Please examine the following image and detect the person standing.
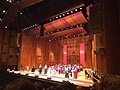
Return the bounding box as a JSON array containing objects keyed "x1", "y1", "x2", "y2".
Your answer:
[
  {"x1": 65, "y1": 66, "x2": 69, "y2": 78},
  {"x1": 93, "y1": 70, "x2": 98, "y2": 83},
  {"x1": 44, "y1": 65, "x2": 48, "y2": 74},
  {"x1": 38, "y1": 65, "x2": 42, "y2": 74},
  {"x1": 31, "y1": 66, "x2": 35, "y2": 72},
  {"x1": 20, "y1": 64, "x2": 23, "y2": 71}
]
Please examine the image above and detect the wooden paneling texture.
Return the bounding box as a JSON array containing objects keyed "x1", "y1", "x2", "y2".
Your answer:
[
  {"x1": 101, "y1": 0, "x2": 120, "y2": 74},
  {"x1": 20, "y1": 32, "x2": 37, "y2": 70},
  {"x1": 0, "y1": 29, "x2": 19, "y2": 69},
  {"x1": 85, "y1": 41, "x2": 92, "y2": 68},
  {"x1": 20, "y1": 32, "x2": 94, "y2": 70},
  {"x1": 0, "y1": 29, "x2": 3, "y2": 62}
]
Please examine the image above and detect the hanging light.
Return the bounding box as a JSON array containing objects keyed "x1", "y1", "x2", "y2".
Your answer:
[
  {"x1": 3, "y1": 10, "x2": 6, "y2": 13},
  {"x1": 5, "y1": 26, "x2": 7, "y2": 29},
  {"x1": 80, "y1": 7, "x2": 82, "y2": 10},
  {"x1": 71, "y1": 11, "x2": 73, "y2": 13},
  {"x1": 67, "y1": 12, "x2": 69, "y2": 15},
  {"x1": 59, "y1": 15, "x2": 61, "y2": 17},
  {"x1": 75, "y1": 9, "x2": 78, "y2": 11}
]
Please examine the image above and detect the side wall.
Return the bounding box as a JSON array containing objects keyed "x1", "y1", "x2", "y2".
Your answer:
[{"x1": 0, "y1": 29, "x2": 19, "y2": 69}]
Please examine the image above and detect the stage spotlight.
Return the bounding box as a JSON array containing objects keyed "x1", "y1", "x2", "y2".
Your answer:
[
  {"x1": 80, "y1": 7, "x2": 82, "y2": 10},
  {"x1": 75, "y1": 9, "x2": 78, "y2": 11},
  {"x1": 71, "y1": 11, "x2": 73, "y2": 13},
  {"x1": 5, "y1": 26, "x2": 7, "y2": 29},
  {"x1": 3, "y1": 10, "x2": 6, "y2": 13},
  {"x1": 67, "y1": 12, "x2": 69, "y2": 15}
]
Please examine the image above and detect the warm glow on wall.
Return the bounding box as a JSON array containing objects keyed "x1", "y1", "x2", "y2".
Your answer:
[
  {"x1": 50, "y1": 52, "x2": 54, "y2": 61},
  {"x1": 37, "y1": 48, "x2": 41, "y2": 56},
  {"x1": 63, "y1": 45, "x2": 67, "y2": 64}
]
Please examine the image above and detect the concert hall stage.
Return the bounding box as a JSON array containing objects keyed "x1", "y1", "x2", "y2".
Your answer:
[{"x1": 12, "y1": 70, "x2": 94, "y2": 87}]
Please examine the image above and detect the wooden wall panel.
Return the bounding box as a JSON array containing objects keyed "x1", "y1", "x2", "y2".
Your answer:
[
  {"x1": 67, "y1": 44, "x2": 80, "y2": 64},
  {"x1": 10, "y1": 37, "x2": 16, "y2": 47},
  {"x1": 59, "y1": 36, "x2": 93, "y2": 67},
  {"x1": 20, "y1": 32, "x2": 37, "y2": 70},
  {"x1": 0, "y1": 29, "x2": 19, "y2": 69},
  {"x1": 3, "y1": 44, "x2": 8, "y2": 53},
  {"x1": 3, "y1": 30, "x2": 9, "y2": 44},
  {"x1": 20, "y1": 32, "x2": 93, "y2": 70},
  {"x1": 0, "y1": 43, "x2": 2, "y2": 60},
  {"x1": 85, "y1": 41, "x2": 92, "y2": 68},
  {"x1": 2, "y1": 54, "x2": 8, "y2": 62},
  {"x1": 9, "y1": 57, "x2": 17, "y2": 65},
  {"x1": 0, "y1": 29, "x2": 3, "y2": 42},
  {"x1": 94, "y1": 33, "x2": 107, "y2": 74},
  {"x1": 9, "y1": 48, "x2": 16, "y2": 56},
  {"x1": 0, "y1": 29, "x2": 3, "y2": 61},
  {"x1": 48, "y1": 41, "x2": 62, "y2": 65}
]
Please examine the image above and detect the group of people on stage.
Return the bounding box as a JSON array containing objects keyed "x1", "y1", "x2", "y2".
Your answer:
[
  {"x1": 19, "y1": 64, "x2": 99, "y2": 82},
  {"x1": 37, "y1": 64, "x2": 84, "y2": 79},
  {"x1": 19, "y1": 63, "x2": 99, "y2": 81},
  {"x1": 19, "y1": 64, "x2": 83, "y2": 79}
]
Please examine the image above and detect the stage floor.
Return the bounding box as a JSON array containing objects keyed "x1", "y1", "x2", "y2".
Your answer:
[{"x1": 13, "y1": 70, "x2": 94, "y2": 87}]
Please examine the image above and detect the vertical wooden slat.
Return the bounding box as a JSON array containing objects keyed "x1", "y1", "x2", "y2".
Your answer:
[
  {"x1": 0, "y1": 29, "x2": 18, "y2": 69},
  {"x1": 20, "y1": 31, "x2": 93, "y2": 70},
  {"x1": 0, "y1": 29, "x2": 3, "y2": 61}
]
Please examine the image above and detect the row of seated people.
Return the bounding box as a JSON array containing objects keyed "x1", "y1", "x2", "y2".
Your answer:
[
  {"x1": 93, "y1": 73, "x2": 120, "y2": 90},
  {"x1": 1, "y1": 73, "x2": 120, "y2": 90},
  {"x1": 0, "y1": 68, "x2": 89, "y2": 90},
  {"x1": 1, "y1": 78, "x2": 91, "y2": 90}
]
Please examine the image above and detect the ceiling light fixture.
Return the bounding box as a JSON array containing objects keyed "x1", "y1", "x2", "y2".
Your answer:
[
  {"x1": 47, "y1": 6, "x2": 83, "y2": 23},
  {"x1": 5, "y1": 26, "x2": 7, "y2": 29},
  {"x1": 63, "y1": 14, "x2": 65, "y2": 16},
  {"x1": 75, "y1": 9, "x2": 78, "y2": 11},
  {"x1": 43, "y1": 23, "x2": 85, "y2": 36},
  {"x1": 71, "y1": 11, "x2": 73, "y2": 13},
  {"x1": 3, "y1": 10, "x2": 6, "y2": 13},
  {"x1": 80, "y1": 7, "x2": 82, "y2": 10}
]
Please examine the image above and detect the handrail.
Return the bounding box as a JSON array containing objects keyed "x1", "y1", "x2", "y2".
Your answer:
[{"x1": 86, "y1": 70, "x2": 100, "y2": 83}]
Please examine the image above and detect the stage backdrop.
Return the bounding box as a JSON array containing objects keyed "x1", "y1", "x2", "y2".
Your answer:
[{"x1": 20, "y1": 31, "x2": 93, "y2": 70}]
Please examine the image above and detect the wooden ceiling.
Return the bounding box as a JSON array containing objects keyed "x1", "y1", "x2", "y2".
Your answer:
[{"x1": 0, "y1": 0, "x2": 93, "y2": 40}]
